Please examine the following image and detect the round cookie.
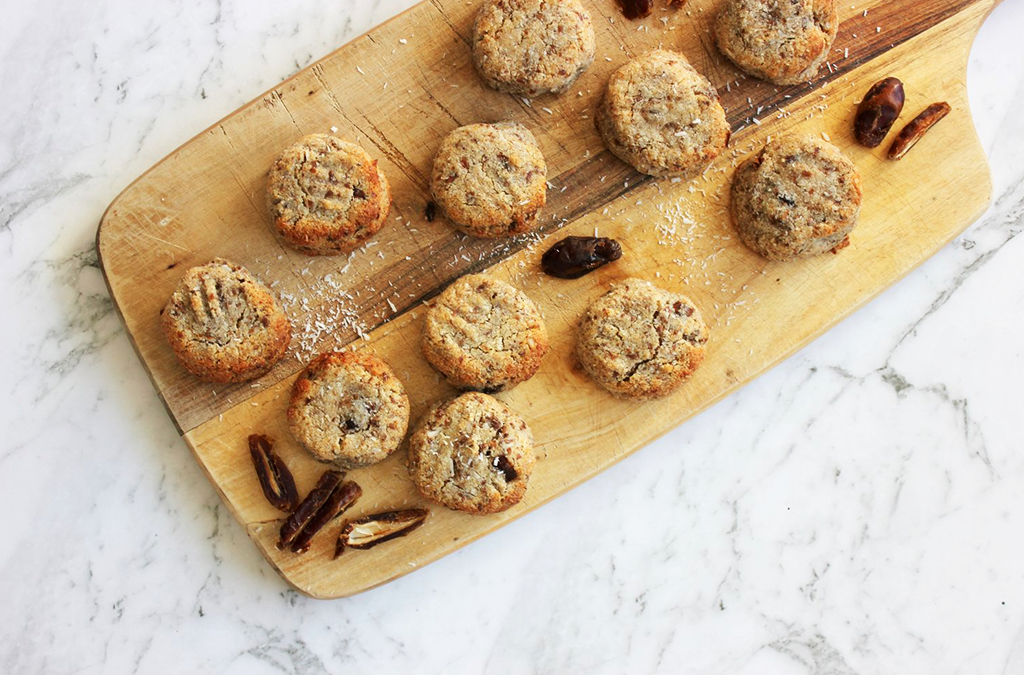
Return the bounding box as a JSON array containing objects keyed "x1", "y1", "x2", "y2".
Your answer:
[
  {"x1": 430, "y1": 122, "x2": 547, "y2": 238},
  {"x1": 288, "y1": 351, "x2": 410, "y2": 468},
  {"x1": 576, "y1": 278, "x2": 709, "y2": 399},
  {"x1": 715, "y1": 0, "x2": 838, "y2": 85},
  {"x1": 730, "y1": 134, "x2": 862, "y2": 260},
  {"x1": 472, "y1": 0, "x2": 596, "y2": 97},
  {"x1": 408, "y1": 392, "x2": 535, "y2": 514},
  {"x1": 596, "y1": 50, "x2": 731, "y2": 178},
  {"x1": 422, "y1": 274, "x2": 548, "y2": 392},
  {"x1": 161, "y1": 258, "x2": 291, "y2": 383},
  {"x1": 267, "y1": 134, "x2": 391, "y2": 255}
]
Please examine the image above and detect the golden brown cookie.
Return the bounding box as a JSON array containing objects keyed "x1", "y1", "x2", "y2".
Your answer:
[
  {"x1": 288, "y1": 351, "x2": 410, "y2": 468},
  {"x1": 472, "y1": 0, "x2": 596, "y2": 96},
  {"x1": 408, "y1": 392, "x2": 535, "y2": 514},
  {"x1": 267, "y1": 134, "x2": 391, "y2": 255},
  {"x1": 596, "y1": 50, "x2": 730, "y2": 178},
  {"x1": 730, "y1": 134, "x2": 862, "y2": 260},
  {"x1": 576, "y1": 278, "x2": 709, "y2": 399},
  {"x1": 422, "y1": 274, "x2": 548, "y2": 392},
  {"x1": 160, "y1": 258, "x2": 291, "y2": 383},
  {"x1": 430, "y1": 122, "x2": 547, "y2": 238},
  {"x1": 715, "y1": 0, "x2": 838, "y2": 85}
]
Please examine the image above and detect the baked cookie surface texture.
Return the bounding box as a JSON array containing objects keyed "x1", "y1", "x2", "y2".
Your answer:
[
  {"x1": 715, "y1": 0, "x2": 838, "y2": 85},
  {"x1": 423, "y1": 274, "x2": 549, "y2": 392},
  {"x1": 267, "y1": 134, "x2": 391, "y2": 255},
  {"x1": 161, "y1": 258, "x2": 291, "y2": 383},
  {"x1": 597, "y1": 49, "x2": 730, "y2": 178},
  {"x1": 730, "y1": 133, "x2": 862, "y2": 260},
  {"x1": 472, "y1": 0, "x2": 596, "y2": 96},
  {"x1": 288, "y1": 351, "x2": 410, "y2": 468},
  {"x1": 409, "y1": 392, "x2": 535, "y2": 514},
  {"x1": 576, "y1": 278, "x2": 709, "y2": 399},
  {"x1": 430, "y1": 122, "x2": 547, "y2": 238}
]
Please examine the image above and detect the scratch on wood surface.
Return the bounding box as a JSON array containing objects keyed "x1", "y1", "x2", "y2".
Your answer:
[
  {"x1": 218, "y1": 125, "x2": 272, "y2": 225},
  {"x1": 428, "y1": 0, "x2": 471, "y2": 45},
  {"x1": 133, "y1": 228, "x2": 191, "y2": 253},
  {"x1": 270, "y1": 89, "x2": 303, "y2": 133}
]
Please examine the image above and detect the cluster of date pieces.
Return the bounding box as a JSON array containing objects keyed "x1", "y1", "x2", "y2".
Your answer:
[
  {"x1": 853, "y1": 76, "x2": 950, "y2": 158},
  {"x1": 249, "y1": 434, "x2": 428, "y2": 558}
]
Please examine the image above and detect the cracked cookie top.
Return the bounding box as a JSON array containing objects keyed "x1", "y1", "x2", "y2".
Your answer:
[
  {"x1": 422, "y1": 274, "x2": 549, "y2": 392},
  {"x1": 160, "y1": 258, "x2": 291, "y2": 383},
  {"x1": 288, "y1": 351, "x2": 410, "y2": 468},
  {"x1": 408, "y1": 392, "x2": 535, "y2": 514},
  {"x1": 267, "y1": 133, "x2": 391, "y2": 255},
  {"x1": 715, "y1": 0, "x2": 838, "y2": 85},
  {"x1": 472, "y1": 0, "x2": 596, "y2": 97},
  {"x1": 596, "y1": 50, "x2": 730, "y2": 178},
  {"x1": 576, "y1": 277, "x2": 709, "y2": 399},
  {"x1": 430, "y1": 122, "x2": 547, "y2": 238}
]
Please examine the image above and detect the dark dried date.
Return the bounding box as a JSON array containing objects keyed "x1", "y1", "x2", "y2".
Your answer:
[
  {"x1": 854, "y1": 77, "x2": 905, "y2": 148},
  {"x1": 492, "y1": 455, "x2": 518, "y2": 482},
  {"x1": 248, "y1": 434, "x2": 299, "y2": 513},
  {"x1": 888, "y1": 102, "x2": 951, "y2": 160},
  {"x1": 289, "y1": 481, "x2": 362, "y2": 554},
  {"x1": 335, "y1": 509, "x2": 429, "y2": 558},
  {"x1": 424, "y1": 201, "x2": 437, "y2": 222},
  {"x1": 278, "y1": 470, "x2": 344, "y2": 549},
  {"x1": 615, "y1": 0, "x2": 653, "y2": 20},
  {"x1": 541, "y1": 236, "x2": 622, "y2": 279}
]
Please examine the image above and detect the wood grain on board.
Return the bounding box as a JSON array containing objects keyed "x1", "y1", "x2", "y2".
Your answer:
[{"x1": 98, "y1": 0, "x2": 999, "y2": 597}]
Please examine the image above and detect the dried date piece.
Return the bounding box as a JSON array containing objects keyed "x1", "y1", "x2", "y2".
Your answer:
[
  {"x1": 424, "y1": 201, "x2": 437, "y2": 222},
  {"x1": 334, "y1": 509, "x2": 429, "y2": 558},
  {"x1": 854, "y1": 77, "x2": 904, "y2": 148},
  {"x1": 289, "y1": 481, "x2": 362, "y2": 554},
  {"x1": 616, "y1": 0, "x2": 653, "y2": 20},
  {"x1": 493, "y1": 455, "x2": 518, "y2": 482},
  {"x1": 888, "y1": 102, "x2": 951, "y2": 160},
  {"x1": 248, "y1": 434, "x2": 299, "y2": 513},
  {"x1": 278, "y1": 470, "x2": 344, "y2": 549},
  {"x1": 541, "y1": 236, "x2": 622, "y2": 279}
]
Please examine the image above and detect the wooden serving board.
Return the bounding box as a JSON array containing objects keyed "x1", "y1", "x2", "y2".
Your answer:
[{"x1": 97, "y1": 0, "x2": 999, "y2": 598}]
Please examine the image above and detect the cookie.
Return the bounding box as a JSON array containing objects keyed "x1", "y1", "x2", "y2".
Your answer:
[
  {"x1": 288, "y1": 351, "x2": 410, "y2": 468},
  {"x1": 422, "y1": 274, "x2": 548, "y2": 392},
  {"x1": 596, "y1": 50, "x2": 731, "y2": 178},
  {"x1": 267, "y1": 134, "x2": 391, "y2": 255},
  {"x1": 473, "y1": 0, "x2": 596, "y2": 97},
  {"x1": 730, "y1": 134, "x2": 862, "y2": 260},
  {"x1": 161, "y1": 258, "x2": 291, "y2": 383},
  {"x1": 715, "y1": 0, "x2": 838, "y2": 85},
  {"x1": 576, "y1": 278, "x2": 709, "y2": 399},
  {"x1": 408, "y1": 392, "x2": 535, "y2": 514},
  {"x1": 430, "y1": 122, "x2": 547, "y2": 238}
]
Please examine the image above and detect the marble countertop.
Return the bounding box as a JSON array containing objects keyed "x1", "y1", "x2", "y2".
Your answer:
[{"x1": 2, "y1": 1, "x2": 1023, "y2": 673}]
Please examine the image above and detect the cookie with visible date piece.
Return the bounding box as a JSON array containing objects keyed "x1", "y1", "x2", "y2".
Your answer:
[
  {"x1": 288, "y1": 351, "x2": 410, "y2": 468},
  {"x1": 408, "y1": 392, "x2": 535, "y2": 515},
  {"x1": 267, "y1": 134, "x2": 391, "y2": 255}
]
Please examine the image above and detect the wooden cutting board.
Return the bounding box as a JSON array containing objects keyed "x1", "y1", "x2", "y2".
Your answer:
[{"x1": 97, "y1": 0, "x2": 999, "y2": 598}]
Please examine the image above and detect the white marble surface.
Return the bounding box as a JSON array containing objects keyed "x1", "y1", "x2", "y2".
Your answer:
[{"x1": 2, "y1": 0, "x2": 1023, "y2": 672}]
